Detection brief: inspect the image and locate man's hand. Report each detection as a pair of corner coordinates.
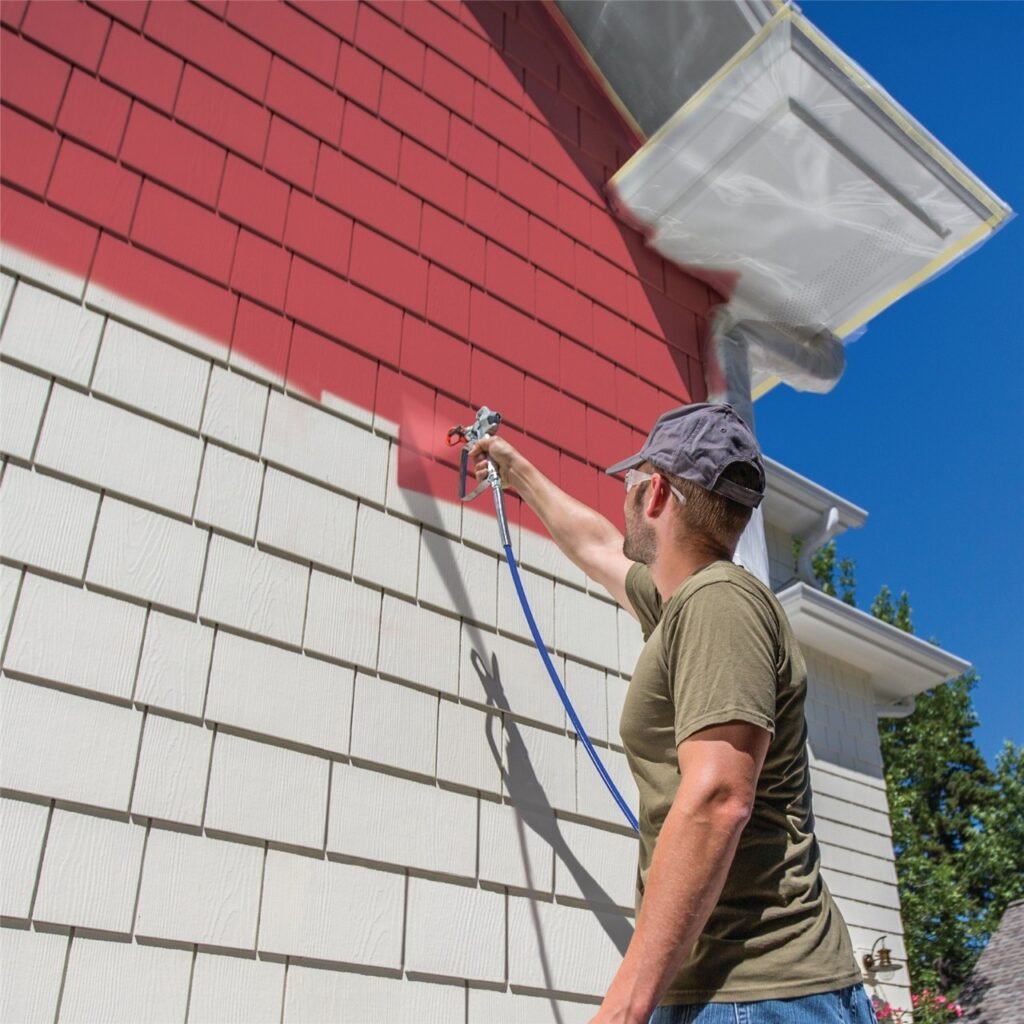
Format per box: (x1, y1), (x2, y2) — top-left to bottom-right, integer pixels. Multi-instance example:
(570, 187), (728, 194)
(468, 435), (520, 491)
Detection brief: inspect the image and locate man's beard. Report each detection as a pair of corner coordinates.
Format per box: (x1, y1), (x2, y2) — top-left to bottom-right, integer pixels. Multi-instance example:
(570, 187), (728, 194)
(623, 511), (657, 565)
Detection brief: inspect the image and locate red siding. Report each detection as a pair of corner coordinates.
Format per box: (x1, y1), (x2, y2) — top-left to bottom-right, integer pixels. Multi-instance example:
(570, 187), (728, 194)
(0, 0), (713, 536)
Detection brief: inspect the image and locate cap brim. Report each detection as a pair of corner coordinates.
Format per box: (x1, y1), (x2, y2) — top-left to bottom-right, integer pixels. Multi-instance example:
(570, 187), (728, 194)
(605, 452), (644, 475)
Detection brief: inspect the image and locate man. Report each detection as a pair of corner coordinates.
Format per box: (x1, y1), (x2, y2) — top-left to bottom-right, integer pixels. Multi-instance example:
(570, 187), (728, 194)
(471, 403), (873, 1024)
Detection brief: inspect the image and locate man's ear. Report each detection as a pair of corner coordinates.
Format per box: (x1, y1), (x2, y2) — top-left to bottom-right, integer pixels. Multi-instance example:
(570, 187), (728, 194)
(644, 475), (672, 518)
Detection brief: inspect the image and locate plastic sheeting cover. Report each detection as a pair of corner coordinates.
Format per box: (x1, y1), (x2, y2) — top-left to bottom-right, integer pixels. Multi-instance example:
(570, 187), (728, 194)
(553, 0), (778, 137)
(610, 7), (1012, 346)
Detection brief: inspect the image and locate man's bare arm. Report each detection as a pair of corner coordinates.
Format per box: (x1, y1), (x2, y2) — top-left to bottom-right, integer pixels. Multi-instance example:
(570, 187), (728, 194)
(470, 435), (636, 616)
(592, 721), (772, 1024)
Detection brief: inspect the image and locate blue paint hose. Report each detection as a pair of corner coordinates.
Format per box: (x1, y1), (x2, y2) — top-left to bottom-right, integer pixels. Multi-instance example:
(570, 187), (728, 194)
(487, 460), (640, 833)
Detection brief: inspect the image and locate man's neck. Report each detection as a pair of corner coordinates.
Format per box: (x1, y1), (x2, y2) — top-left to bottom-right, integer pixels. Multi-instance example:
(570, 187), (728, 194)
(650, 546), (729, 602)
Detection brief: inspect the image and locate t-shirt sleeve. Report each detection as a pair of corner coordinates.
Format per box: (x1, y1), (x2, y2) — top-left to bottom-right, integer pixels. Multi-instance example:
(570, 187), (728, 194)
(664, 581), (778, 745)
(625, 562), (662, 640)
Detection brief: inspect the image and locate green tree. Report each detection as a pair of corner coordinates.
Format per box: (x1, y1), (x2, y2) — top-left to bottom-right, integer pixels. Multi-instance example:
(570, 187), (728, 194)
(810, 542), (1024, 993)
(808, 539), (858, 606)
(879, 671), (997, 991)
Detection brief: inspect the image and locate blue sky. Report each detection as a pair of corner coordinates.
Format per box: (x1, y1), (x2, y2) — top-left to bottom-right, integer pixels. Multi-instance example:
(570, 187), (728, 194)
(754, 1), (1023, 766)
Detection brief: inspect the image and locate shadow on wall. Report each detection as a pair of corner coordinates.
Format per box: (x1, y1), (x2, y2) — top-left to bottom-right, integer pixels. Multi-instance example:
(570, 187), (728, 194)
(412, 477), (634, 1015)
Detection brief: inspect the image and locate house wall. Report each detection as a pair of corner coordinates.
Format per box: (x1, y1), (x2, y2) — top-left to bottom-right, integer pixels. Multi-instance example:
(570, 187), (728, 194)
(0, 1), (714, 1020)
(765, 519), (797, 591)
(764, 519), (911, 1007)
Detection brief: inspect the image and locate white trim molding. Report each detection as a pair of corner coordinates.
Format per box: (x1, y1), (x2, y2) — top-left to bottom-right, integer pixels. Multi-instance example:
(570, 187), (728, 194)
(777, 582), (970, 707)
(762, 457), (867, 539)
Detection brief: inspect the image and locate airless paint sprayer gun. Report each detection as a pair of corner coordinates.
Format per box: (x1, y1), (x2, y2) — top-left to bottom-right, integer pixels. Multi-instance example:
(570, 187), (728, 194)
(447, 406), (640, 833)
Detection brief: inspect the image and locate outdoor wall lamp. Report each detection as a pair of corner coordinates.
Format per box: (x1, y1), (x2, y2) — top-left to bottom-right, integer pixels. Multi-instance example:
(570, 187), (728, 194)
(862, 936), (903, 976)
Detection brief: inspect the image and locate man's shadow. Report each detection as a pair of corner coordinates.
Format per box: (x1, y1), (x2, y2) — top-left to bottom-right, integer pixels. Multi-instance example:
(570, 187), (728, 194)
(471, 646), (634, 957)
(404, 477), (633, 1013)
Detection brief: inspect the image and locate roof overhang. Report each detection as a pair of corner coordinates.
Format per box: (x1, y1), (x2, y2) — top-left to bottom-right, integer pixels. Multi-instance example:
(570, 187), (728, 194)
(609, 7), (1010, 343)
(763, 457), (866, 539)
(777, 581), (970, 700)
(551, 2), (1011, 397)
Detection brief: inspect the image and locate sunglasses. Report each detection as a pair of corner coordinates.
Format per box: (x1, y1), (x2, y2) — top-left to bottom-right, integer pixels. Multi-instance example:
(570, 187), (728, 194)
(624, 468), (687, 504)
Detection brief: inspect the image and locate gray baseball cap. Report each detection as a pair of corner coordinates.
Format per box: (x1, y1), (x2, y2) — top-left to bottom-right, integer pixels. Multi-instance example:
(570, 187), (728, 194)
(606, 403), (765, 508)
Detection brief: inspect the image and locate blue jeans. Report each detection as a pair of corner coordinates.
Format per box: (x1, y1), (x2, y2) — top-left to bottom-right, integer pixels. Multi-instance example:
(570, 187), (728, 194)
(649, 984), (877, 1024)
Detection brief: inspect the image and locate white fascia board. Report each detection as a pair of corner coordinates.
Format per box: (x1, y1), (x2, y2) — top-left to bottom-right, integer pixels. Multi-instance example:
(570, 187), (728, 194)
(777, 582), (970, 700)
(762, 457), (868, 539)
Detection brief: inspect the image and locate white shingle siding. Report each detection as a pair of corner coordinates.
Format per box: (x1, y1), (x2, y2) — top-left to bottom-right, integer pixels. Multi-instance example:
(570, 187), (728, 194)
(134, 828), (263, 950)
(304, 570), (381, 668)
(0, 564), (20, 646)
(133, 610), (214, 718)
(576, 744), (637, 827)
(479, 799), (555, 894)
(33, 809), (145, 935)
(459, 624), (563, 728)
(130, 714), (213, 826)
(205, 631), (353, 754)
(189, 954), (285, 1024)
(350, 673), (438, 777)
(327, 765), (477, 879)
(92, 320), (210, 430)
(203, 731), (329, 850)
(59, 937), (193, 1024)
(554, 818), (637, 911)
(5, 573), (145, 701)
(508, 896), (624, 996)
(256, 467), (358, 573)
(36, 385), (203, 517)
(0, 362), (50, 462)
(0, 677), (142, 811)
(405, 877), (506, 983)
(378, 593), (460, 695)
(462, 501), (518, 557)
(0, 272), (14, 316)
(2, 239), (87, 300)
(86, 497), (209, 613)
(435, 699), (504, 796)
(199, 534), (308, 647)
(0, 797), (49, 920)
(192, 444), (263, 540)
(0, 281), (103, 385)
(0, 466), (99, 578)
(564, 657), (608, 742)
(766, 521), (797, 590)
(262, 390), (388, 503)
(0, 927), (68, 1024)
(617, 605), (644, 676)
(505, 721), (576, 815)
(200, 364), (268, 456)
(469, 989), (597, 1023)
(519, 526), (588, 588)
(353, 502), (420, 594)
(607, 672), (628, 748)
(419, 529), (499, 627)
(284, 967), (464, 1024)
(555, 582), (619, 668)
(258, 852), (405, 968)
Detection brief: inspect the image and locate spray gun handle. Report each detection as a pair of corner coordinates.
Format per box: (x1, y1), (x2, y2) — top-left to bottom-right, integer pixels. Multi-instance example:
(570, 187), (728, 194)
(454, 406), (502, 502)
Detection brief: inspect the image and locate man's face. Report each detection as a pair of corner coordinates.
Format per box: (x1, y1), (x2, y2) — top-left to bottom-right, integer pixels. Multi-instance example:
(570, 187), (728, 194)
(622, 480), (657, 565)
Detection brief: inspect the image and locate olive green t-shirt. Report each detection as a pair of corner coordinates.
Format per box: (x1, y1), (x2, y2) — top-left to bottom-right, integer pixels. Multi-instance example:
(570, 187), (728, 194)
(622, 560), (861, 1004)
